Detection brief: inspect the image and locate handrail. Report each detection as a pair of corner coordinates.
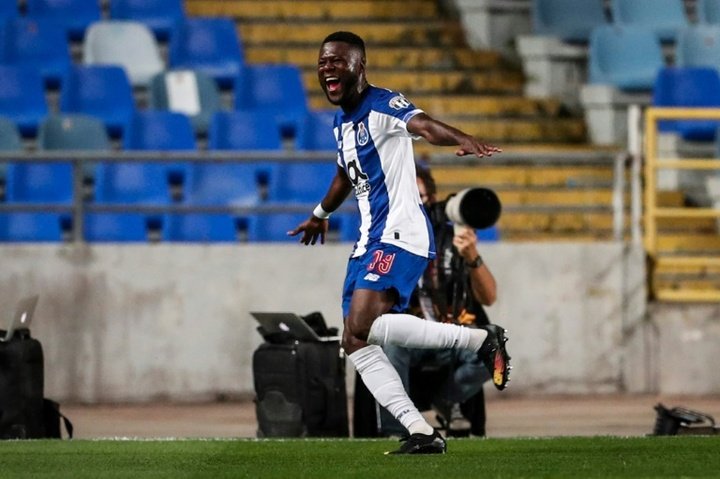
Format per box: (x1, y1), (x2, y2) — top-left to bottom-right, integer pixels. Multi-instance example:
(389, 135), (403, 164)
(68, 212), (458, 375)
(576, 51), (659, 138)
(643, 107), (720, 302)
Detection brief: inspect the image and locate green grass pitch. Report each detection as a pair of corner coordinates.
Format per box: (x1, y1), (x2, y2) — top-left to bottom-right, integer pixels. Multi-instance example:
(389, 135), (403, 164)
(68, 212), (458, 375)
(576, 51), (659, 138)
(0, 436), (718, 478)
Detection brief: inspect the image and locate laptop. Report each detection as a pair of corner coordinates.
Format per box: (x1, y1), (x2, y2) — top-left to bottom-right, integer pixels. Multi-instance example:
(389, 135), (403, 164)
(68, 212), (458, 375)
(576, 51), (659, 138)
(250, 312), (339, 342)
(0, 295), (39, 342)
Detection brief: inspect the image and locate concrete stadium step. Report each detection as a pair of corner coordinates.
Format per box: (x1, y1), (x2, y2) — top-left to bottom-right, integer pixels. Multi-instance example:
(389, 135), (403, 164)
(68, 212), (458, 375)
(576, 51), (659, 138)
(497, 212), (617, 232)
(308, 94), (561, 118)
(302, 70), (525, 95)
(247, 46), (505, 70)
(430, 165), (614, 188)
(656, 234), (720, 253)
(187, 0), (439, 20)
(239, 21), (465, 47)
(656, 217), (718, 232)
(436, 187), (618, 207)
(438, 118), (586, 143)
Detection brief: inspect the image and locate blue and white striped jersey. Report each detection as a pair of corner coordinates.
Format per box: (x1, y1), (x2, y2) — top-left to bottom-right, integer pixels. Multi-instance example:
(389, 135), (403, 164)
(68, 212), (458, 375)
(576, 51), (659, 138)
(333, 85), (436, 259)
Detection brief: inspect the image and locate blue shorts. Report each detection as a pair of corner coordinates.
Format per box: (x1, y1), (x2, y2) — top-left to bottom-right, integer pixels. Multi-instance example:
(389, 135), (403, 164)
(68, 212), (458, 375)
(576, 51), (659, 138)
(341, 243), (430, 318)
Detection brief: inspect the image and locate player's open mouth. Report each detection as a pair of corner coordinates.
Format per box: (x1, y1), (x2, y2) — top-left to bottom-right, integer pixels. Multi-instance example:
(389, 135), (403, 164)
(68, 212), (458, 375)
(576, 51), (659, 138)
(325, 77), (341, 93)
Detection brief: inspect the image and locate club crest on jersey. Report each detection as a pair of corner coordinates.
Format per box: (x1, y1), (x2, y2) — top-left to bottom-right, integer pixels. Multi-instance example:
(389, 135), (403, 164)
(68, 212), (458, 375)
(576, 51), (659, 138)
(356, 122), (369, 146)
(388, 95), (410, 110)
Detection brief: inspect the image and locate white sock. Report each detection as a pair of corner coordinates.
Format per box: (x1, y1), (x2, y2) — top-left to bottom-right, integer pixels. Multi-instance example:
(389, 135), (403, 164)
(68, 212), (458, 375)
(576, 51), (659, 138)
(367, 313), (487, 352)
(348, 345), (433, 435)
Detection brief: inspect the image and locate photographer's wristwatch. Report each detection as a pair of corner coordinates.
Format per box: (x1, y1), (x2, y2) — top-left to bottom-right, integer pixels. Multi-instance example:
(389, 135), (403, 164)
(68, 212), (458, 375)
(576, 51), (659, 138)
(466, 255), (484, 268)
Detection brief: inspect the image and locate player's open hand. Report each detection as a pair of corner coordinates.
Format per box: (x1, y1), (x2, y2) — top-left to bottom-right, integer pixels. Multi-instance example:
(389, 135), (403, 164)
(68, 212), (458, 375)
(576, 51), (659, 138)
(455, 136), (502, 158)
(287, 216), (328, 245)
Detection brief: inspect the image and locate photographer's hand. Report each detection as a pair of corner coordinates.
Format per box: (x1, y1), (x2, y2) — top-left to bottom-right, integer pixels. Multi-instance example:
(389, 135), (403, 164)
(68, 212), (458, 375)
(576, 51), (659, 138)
(453, 227), (497, 306)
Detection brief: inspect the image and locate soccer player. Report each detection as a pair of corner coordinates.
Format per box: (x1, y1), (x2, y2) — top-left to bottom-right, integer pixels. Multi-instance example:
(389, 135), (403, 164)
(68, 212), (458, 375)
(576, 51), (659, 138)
(288, 31), (511, 454)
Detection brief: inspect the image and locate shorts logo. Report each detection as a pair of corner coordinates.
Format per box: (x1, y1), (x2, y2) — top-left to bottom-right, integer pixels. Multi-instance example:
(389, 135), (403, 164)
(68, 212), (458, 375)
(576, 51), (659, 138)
(388, 95), (411, 110)
(363, 273), (380, 282)
(367, 250), (396, 274)
(356, 122), (369, 146)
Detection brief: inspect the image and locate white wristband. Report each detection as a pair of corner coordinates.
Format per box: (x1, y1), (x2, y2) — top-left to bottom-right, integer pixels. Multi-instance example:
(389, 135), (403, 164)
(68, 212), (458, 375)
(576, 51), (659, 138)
(313, 203), (332, 220)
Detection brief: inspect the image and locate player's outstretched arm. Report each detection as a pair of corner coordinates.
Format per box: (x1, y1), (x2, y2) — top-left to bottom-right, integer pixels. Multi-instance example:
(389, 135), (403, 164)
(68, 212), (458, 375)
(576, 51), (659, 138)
(287, 166), (353, 245)
(407, 112), (501, 158)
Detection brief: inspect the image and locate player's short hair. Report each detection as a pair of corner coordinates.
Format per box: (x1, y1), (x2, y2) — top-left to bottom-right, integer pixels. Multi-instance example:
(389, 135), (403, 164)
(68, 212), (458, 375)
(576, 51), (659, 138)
(415, 162), (437, 198)
(322, 31), (366, 57)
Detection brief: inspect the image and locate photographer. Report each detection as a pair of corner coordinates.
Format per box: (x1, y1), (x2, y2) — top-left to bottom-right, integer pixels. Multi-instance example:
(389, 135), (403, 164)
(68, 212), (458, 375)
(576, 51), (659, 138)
(378, 163), (499, 437)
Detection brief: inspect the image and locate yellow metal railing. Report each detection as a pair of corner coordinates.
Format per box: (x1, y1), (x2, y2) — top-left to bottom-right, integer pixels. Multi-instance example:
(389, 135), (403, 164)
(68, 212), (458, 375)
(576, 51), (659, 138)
(644, 107), (720, 302)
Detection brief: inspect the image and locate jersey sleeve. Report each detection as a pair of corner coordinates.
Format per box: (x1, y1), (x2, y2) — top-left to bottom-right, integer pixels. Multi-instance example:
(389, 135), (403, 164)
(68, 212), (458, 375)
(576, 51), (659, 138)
(372, 91), (424, 139)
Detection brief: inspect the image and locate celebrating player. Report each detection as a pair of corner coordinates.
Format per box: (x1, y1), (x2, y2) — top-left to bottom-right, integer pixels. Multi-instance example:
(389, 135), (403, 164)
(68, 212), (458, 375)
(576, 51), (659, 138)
(289, 31), (510, 454)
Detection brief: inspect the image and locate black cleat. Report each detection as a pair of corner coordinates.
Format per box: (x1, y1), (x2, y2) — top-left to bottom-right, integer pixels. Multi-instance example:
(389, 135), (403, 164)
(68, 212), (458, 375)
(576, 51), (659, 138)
(477, 324), (511, 391)
(385, 430), (447, 455)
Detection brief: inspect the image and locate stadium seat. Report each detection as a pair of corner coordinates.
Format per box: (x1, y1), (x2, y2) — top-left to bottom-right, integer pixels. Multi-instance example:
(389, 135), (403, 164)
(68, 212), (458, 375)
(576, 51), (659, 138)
(93, 161), (174, 205)
(266, 162), (336, 202)
(5, 160), (74, 203)
(610, 0), (689, 43)
(162, 213), (238, 242)
(0, 3), (18, 22)
(246, 213), (309, 242)
(0, 65), (49, 137)
(3, 18), (72, 89)
(294, 110), (337, 151)
(698, 0), (720, 24)
(234, 64), (309, 138)
(168, 17), (244, 89)
(122, 110), (196, 189)
(588, 26), (665, 90)
(532, 0), (608, 42)
(37, 114), (110, 151)
(190, 111), (282, 205)
(59, 66), (136, 138)
(108, 0), (186, 41)
(335, 211), (361, 242)
(83, 212), (151, 242)
(0, 213), (66, 242)
(477, 225), (501, 242)
(36, 113), (110, 188)
(148, 69), (221, 136)
(25, 0), (102, 40)
(652, 67), (720, 141)
(83, 21), (165, 88)
(675, 25), (720, 69)
(0, 117), (22, 151)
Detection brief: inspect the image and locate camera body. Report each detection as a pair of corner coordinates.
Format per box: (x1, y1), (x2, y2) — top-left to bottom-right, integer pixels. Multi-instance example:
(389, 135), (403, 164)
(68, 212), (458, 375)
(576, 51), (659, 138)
(429, 187), (502, 230)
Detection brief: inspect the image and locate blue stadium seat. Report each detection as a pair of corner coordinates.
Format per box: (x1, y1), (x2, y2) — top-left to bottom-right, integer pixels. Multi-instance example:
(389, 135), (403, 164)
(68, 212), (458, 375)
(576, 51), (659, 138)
(83, 212), (151, 242)
(294, 110), (337, 151)
(5, 158), (73, 204)
(0, 116), (22, 151)
(0, 65), (49, 137)
(168, 17), (244, 89)
(610, 0), (688, 43)
(59, 66), (135, 138)
(109, 0), (186, 41)
(162, 213), (238, 242)
(588, 26), (665, 90)
(3, 18), (72, 88)
(191, 111), (282, 205)
(148, 69), (221, 136)
(532, 0), (607, 42)
(235, 64), (309, 138)
(25, 0), (102, 40)
(675, 26), (720, 69)
(36, 113), (109, 188)
(94, 162), (173, 204)
(266, 162), (336, 202)
(0, 3), (18, 22)
(652, 67), (720, 141)
(83, 21), (165, 88)
(122, 110), (196, 188)
(0, 213), (66, 242)
(247, 213), (309, 242)
(477, 225), (501, 242)
(334, 211), (361, 243)
(698, 0), (720, 24)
